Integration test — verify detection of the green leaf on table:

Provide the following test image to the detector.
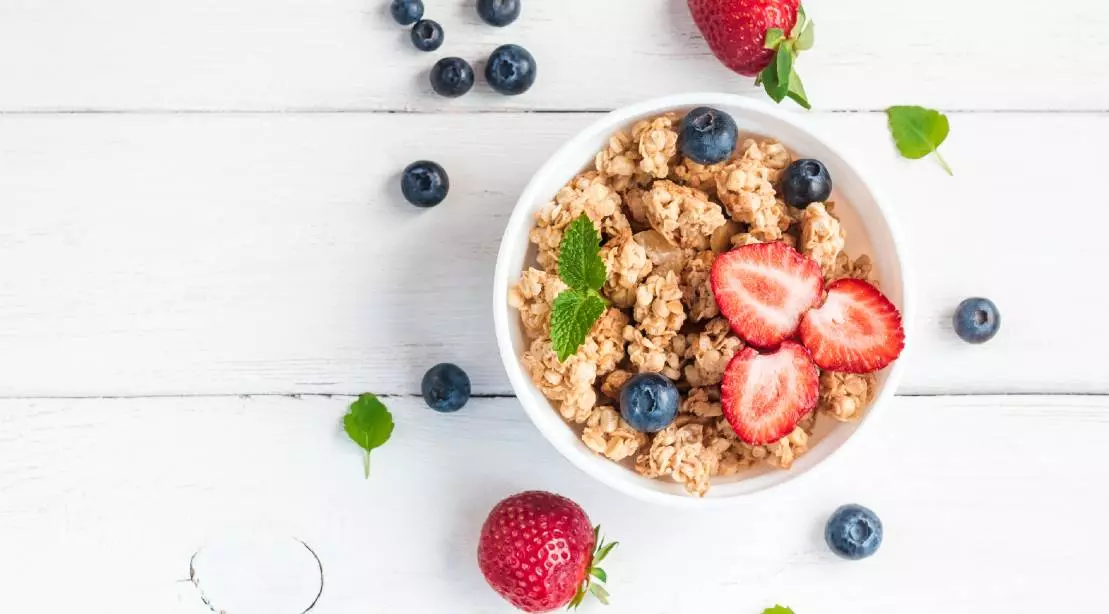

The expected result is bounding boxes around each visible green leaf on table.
[762,606,795,614]
[550,289,607,362]
[557,214,607,292]
[342,393,395,479]
[886,105,954,175]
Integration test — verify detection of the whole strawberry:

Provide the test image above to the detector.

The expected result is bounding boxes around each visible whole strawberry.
[478,491,617,612]
[687,0,814,108]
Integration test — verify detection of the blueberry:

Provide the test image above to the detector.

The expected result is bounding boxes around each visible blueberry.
[953,297,1000,344]
[485,44,537,95]
[422,363,471,412]
[430,57,475,98]
[401,161,449,207]
[679,107,738,165]
[782,159,833,207]
[410,19,443,52]
[390,0,424,25]
[825,504,883,560]
[477,0,521,27]
[619,373,679,433]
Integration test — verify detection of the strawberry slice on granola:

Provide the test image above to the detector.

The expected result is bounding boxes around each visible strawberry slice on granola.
[710,242,824,348]
[799,278,905,373]
[721,341,819,445]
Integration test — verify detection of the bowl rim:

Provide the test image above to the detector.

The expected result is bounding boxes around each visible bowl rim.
[493,92,914,507]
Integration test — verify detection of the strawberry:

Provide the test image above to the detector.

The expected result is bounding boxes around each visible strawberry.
[710,242,824,349]
[799,278,906,373]
[478,491,617,613]
[687,0,814,108]
[721,341,819,444]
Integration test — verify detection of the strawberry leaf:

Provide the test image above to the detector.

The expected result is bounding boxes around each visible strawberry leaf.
[775,45,793,90]
[790,5,808,38]
[786,71,811,110]
[588,583,610,605]
[795,19,814,51]
[763,606,796,614]
[764,28,786,50]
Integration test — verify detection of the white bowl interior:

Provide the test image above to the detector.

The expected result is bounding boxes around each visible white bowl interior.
[494,93,910,506]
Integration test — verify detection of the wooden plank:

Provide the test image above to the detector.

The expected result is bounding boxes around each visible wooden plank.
[0,394,1105,613]
[0,0,1106,112]
[0,112,1104,396]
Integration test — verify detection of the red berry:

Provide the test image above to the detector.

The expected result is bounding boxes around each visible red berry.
[687,0,800,77]
[721,341,819,444]
[799,278,906,373]
[477,491,615,612]
[710,242,824,348]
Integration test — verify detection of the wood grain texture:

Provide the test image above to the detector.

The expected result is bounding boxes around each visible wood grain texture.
[1,394,1106,613]
[0,0,1106,112]
[0,112,1104,396]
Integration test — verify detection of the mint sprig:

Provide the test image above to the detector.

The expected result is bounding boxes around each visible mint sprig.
[342,393,395,479]
[757,5,813,109]
[886,105,953,175]
[762,606,795,614]
[549,215,609,362]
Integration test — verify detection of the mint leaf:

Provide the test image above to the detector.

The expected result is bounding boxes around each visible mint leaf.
[763,606,795,614]
[886,105,953,175]
[558,215,606,292]
[550,290,607,362]
[342,393,395,479]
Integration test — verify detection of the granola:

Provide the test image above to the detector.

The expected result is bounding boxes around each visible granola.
[512,110,888,497]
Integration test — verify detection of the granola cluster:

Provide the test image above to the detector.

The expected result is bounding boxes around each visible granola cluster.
[512,111,880,497]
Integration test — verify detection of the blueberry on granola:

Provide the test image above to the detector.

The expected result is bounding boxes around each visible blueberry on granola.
[782,158,832,207]
[953,297,1000,344]
[410,19,444,52]
[825,504,883,560]
[401,160,450,207]
[485,44,537,95]
[679,107,738,165]
[390,0,424,25]
[620,373,680,433]
[422,363,471,412]
[477,0,521,27]
[430,57,476,98]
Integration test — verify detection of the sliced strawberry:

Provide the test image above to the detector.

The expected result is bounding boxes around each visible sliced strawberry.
[721,341,819,445]
[799,278,906,373]
[710,242,824,348]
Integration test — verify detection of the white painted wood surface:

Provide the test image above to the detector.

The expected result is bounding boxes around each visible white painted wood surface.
[2,395,1107,614]
[2,0,1108,611]
[0,112,1106,396]
[0,0,1106,111]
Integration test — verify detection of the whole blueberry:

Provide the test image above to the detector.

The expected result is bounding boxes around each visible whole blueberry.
[422,363,471,412]
[953,297,1001,344]
[680,107,738,165]
[825,504,883,560]
[485,44,537,95]
[401,160,449,207]
[390,0,424,25]
[410,19,444,52]
[430,57,475,98]
[782,159,833,207]
[477,0,521,27]
[619,373,680,433]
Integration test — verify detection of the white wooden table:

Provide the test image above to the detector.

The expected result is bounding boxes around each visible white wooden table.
[1,1,1107,612]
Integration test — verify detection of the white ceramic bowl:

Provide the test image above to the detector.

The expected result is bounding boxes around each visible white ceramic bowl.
[493,93,912,507]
